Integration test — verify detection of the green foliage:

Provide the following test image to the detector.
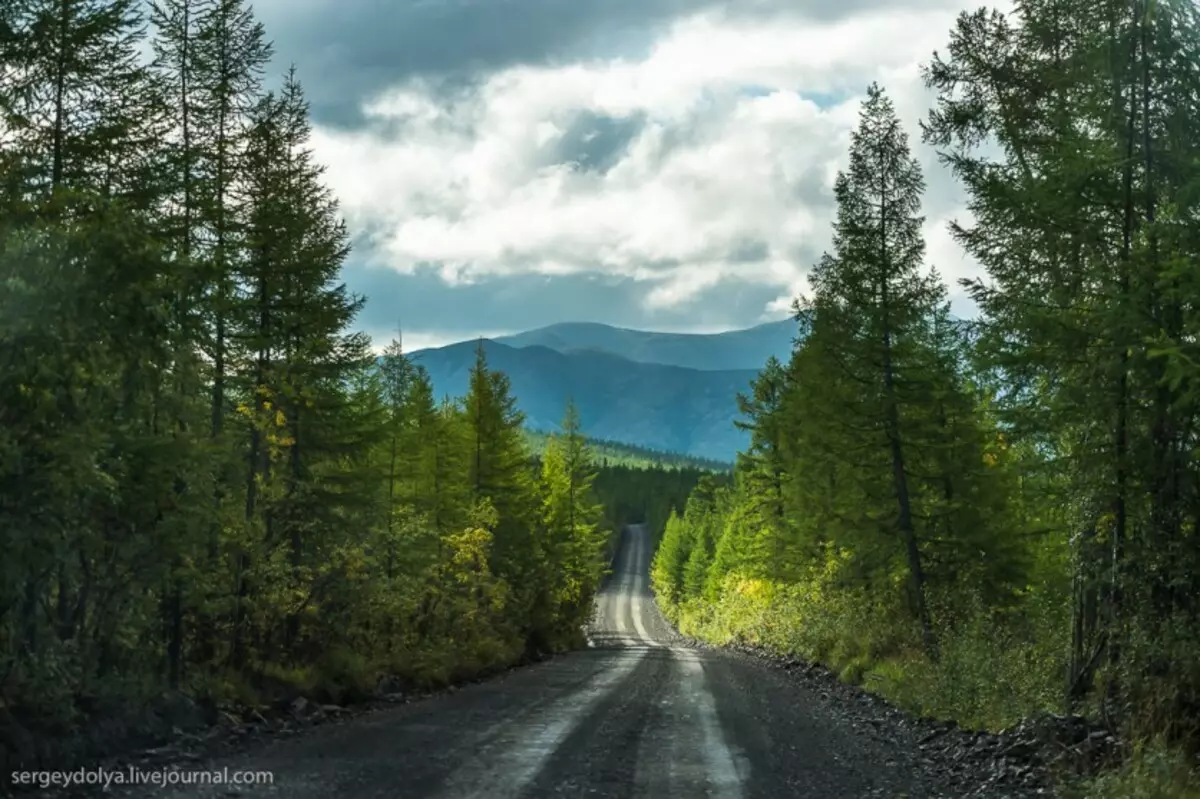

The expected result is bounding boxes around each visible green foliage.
[592,462,716,536]
[654,83,1032,681]
[1070,741,1200,799]
[0,0,611,777]
[921,0,1200,759]
[534,401,609,648]
[652,43,1200,793]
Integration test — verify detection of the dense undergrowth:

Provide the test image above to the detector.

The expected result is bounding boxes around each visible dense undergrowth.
[670,578,1063,732]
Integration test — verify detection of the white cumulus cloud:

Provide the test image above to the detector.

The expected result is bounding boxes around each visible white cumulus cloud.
[311,2,986,321]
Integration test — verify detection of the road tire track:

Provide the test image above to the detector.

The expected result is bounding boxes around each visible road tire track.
[111,523,943,799]
[435,648,647,799]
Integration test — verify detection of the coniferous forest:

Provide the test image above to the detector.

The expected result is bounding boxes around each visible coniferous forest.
[0,0,715,775]
[652,4,1200,792]
[4,0,1200,794]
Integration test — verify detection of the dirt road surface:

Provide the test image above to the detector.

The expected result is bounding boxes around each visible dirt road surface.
[114,525,966,798]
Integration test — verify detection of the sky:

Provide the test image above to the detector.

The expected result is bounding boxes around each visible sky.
[252,0,997,352]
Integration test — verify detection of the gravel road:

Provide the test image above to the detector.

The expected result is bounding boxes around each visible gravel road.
[111,525,1028,798]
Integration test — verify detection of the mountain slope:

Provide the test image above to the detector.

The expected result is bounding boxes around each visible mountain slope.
[494,319,796,371]
[409,339,756,461]
[522,430,732,472]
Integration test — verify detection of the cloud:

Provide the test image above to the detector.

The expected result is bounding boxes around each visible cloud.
[256,0,716,128]
[298,1,984,338]
[256,0,976,128]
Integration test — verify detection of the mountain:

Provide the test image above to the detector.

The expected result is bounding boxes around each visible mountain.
[493,319,796,371]
[408,339,759,461]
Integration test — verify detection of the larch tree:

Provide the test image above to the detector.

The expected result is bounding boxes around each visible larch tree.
[463,341,541,645]
[795,83,947,657]
[923,0,1200,723]
[538,400,607,647]
[733,356,793,579]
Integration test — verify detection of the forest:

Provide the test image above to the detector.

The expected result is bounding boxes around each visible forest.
[0,0,715,779]
[523,430,733,473]
[651,2,1200,794]
[6,0,1200,793]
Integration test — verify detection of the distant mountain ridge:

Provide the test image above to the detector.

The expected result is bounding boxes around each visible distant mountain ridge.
[407,318,799,461]
[409,338,760,461]
[493,319,796,371]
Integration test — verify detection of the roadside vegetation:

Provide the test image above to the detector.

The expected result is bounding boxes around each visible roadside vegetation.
[0,0,619,780]
[652,3,1200,795]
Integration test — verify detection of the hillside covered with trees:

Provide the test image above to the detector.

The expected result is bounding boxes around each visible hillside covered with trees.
[410,338,758,461]
[652,5,1200,793]
[0,0,626,777]
[524,430,732,472]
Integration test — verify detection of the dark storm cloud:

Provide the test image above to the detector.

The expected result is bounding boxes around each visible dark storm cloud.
[258,0,716,127]
[256,0,967,128]
[344,259,790,341]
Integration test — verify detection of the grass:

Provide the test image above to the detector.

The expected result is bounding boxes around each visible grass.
[1066,741,1200,799]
